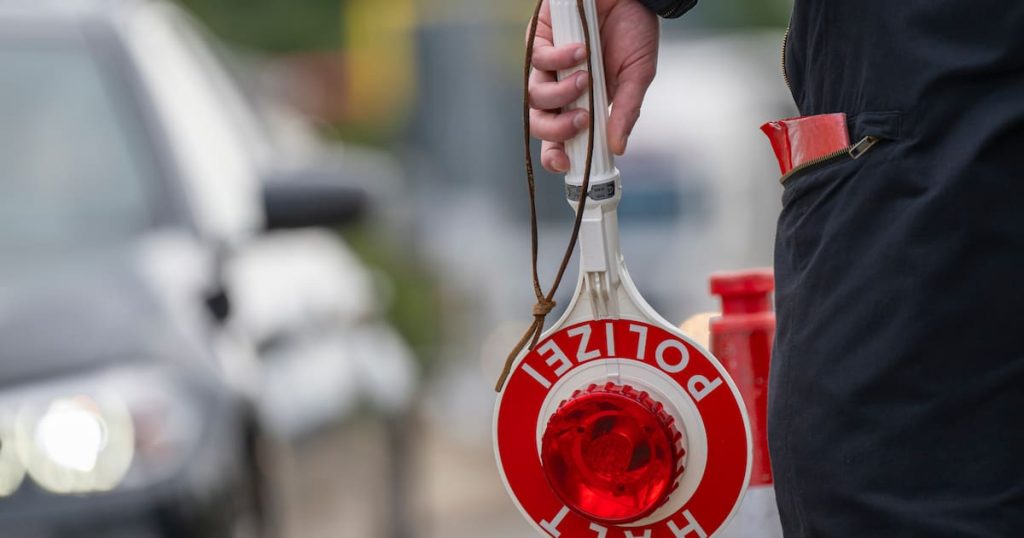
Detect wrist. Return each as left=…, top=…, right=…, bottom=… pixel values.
left=638, top=0, right=698, bottom=18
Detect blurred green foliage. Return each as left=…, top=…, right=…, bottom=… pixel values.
left=177, top=0, right=792, bottom=56
left=177, top=0, right=343, bottom=52
left=342, top=226, right=444, bottom=373
left=699, top=0, right=792, bottom=28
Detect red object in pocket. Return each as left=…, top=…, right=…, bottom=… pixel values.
left=761, top=113, right=851, bottom=175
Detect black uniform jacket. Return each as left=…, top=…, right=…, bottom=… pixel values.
left=646, top=0, right=1024, bottom=536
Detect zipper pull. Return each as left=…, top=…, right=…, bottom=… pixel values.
left=848, top=136, right=879, bottom=159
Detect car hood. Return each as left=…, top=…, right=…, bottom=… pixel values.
left=0, top=233, right=216, bottom=387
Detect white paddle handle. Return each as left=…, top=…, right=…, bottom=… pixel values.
left=548, top=0, right=625, bottom=320
left=549, top=0, right=620, bottom=192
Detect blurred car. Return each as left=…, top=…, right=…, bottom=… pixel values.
left=0, top=0, right=414, bottom=536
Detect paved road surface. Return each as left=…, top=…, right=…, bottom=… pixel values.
left=276, top=416, right=532, bottom=538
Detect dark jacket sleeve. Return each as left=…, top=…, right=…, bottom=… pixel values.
left=639, top=0, right=698, bottom=18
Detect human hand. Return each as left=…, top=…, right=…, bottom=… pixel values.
left=528, top=0, right=659, bottom=173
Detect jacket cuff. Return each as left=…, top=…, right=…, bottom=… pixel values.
left=639, top=0, right=698, bottom=18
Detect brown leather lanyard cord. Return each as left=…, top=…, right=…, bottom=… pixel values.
left=495, top=0, right=597, bottom=392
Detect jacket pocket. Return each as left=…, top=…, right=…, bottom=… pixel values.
left=781, top=111, right=902, bottom=186
left=776, top=111, right=904, bottom=270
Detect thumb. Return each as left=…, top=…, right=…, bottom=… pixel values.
left=607, top=77, right=651, bottom=155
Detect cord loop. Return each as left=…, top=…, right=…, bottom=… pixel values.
left=495, top=0, right=597, bottom=392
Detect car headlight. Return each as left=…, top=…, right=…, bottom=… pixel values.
left=0, top=410, right=26, bottom=496
left=0, top=367, right=205, bottom=497
left=14, top=395, right=134, bottom=495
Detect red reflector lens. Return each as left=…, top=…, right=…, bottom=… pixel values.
left=540, top=384, right=684, bottom=524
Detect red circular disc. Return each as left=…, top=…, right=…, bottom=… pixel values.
left=541, top=383, right=684, bottom=524
left=494, top=320, right=751, bottom=538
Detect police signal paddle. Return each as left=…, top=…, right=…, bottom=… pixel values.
left=494, top=1, right=753, bottom=536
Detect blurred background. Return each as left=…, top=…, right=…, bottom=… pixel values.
left=0, top=0, right=795, bottom=536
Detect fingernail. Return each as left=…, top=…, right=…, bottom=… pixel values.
left=553, top=159, right=569, bottom=173
left=573, top=47, right=586, bottom=62
left=620, top=136, right=629, bottom=154
left=573, top=112, right=588, bottom=130
left=576, top=72, right=589, bottom=90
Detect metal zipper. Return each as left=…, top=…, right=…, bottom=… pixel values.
left=780, top=136, right=880, bottom=185
left=782, top=26, right=792, bottom=91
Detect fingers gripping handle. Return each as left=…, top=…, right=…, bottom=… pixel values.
left=549, top=0, right=620, bottom=192
left=550, top=0, right=624, bottom=320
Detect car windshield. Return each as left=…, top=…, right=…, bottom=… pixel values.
left=0, top=35, right=156, bottom=253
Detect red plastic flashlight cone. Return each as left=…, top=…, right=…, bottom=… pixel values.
left=540, top=383, right=685, bottom=525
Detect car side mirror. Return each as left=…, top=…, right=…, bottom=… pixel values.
left=262, top=175, right=367, bottom=231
